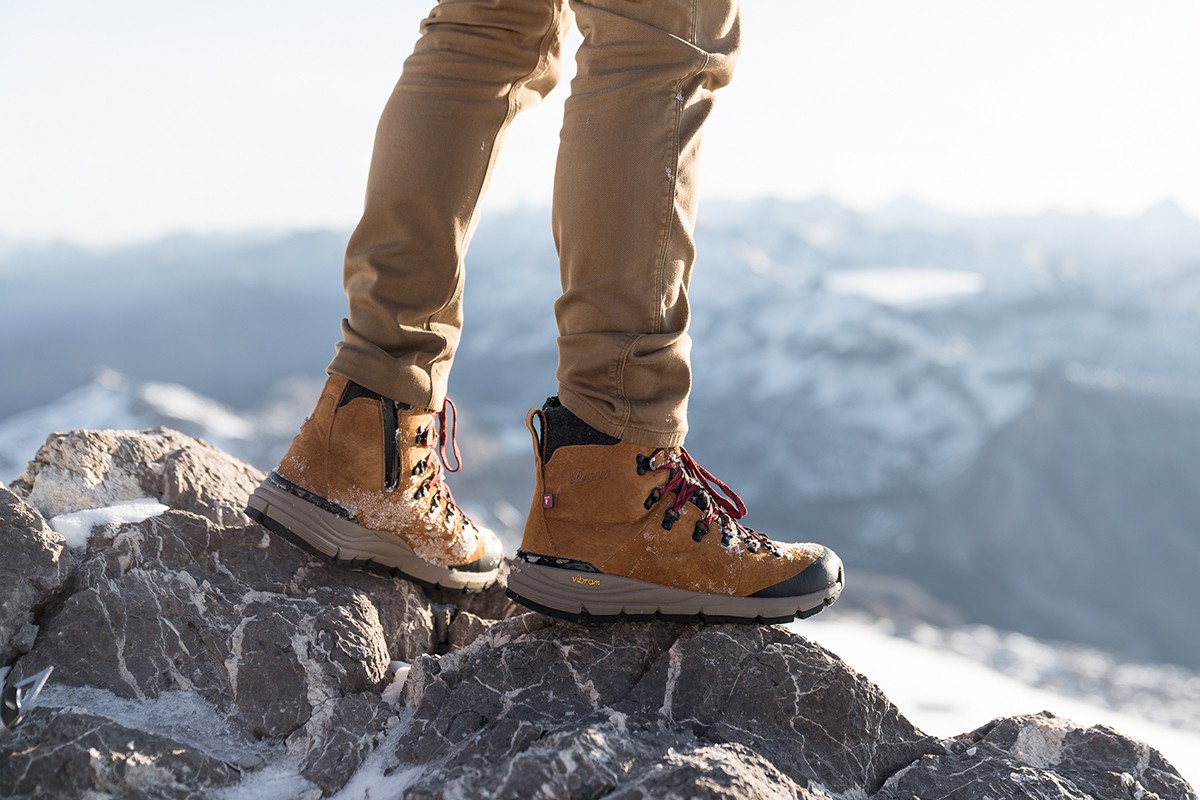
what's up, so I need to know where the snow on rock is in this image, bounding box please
[0,429,1195,799]
[12,428,263,527]
[48,497,168,549]
[1,428,514,798]
[0,707,243,798]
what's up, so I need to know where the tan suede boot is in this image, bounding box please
[246,374,502,592]
[507,398,844,622]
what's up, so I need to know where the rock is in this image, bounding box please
[0,485,75,663]
[1,428,1195,799]
[293,692,394,795]
[3,429,449,795]
[433,557,522,621]
[877,712,1198,799]
[11,428,260,525]
[392,616,939,797]
[0,707,240,800]
[605,743,820,800]
[445,610,491,651]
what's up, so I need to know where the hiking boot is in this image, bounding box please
[245,374,502,592]
[507,397,844,622]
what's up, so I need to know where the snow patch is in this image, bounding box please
[48,497,169,549]
[39,683,267,768]
[326,717,423,800]
[381,662,411,706]
[219,764,321,800]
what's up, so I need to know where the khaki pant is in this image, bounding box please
[329,0,741,448]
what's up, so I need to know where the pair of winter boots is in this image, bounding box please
[246,375,843,623]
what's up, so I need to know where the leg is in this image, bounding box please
[331,0,573,410]
[553,0,740,448]
[250,0,571,591]
[511,1,845,622]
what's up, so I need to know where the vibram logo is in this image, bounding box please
[571,575,601,586]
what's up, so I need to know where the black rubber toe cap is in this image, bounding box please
[750,546,844,599]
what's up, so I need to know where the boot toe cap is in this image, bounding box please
[750,546,843,599]
[460,526,505,573]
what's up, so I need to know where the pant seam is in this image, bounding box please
[611,333,640,433]
[651,19,709,340]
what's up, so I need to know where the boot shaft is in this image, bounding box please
[279,374,435,501]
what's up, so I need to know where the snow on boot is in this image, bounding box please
[507,397,844,622]
[246,375,501,592]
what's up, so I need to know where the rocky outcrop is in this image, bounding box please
[878,712,1197,800]
[0,486,74,664]
[392,615,933,797]
[0,429,1194,799]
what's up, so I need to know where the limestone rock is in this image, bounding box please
[0,707,240,800]
[604,743,821,800]
[439,610,487,652]
[0,428,1195,799]
[12,428,261,525]
[0,485,75,663]
[437,557,521,621]
[293,692,394,795]
[394,616,939,797]
[877,712,1197,799]
[4,428,441,796]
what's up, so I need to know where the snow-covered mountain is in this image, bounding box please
[3,197,1199,669]
[0,370,320,481]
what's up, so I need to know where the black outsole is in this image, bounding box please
[504,586,840,625]
[245,504,492,595]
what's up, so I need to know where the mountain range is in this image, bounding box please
[3,196,1199,669]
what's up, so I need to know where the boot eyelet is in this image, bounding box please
[644,487,663,510]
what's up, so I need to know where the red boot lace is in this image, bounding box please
[638,448,778,555]
[412,397,470,523]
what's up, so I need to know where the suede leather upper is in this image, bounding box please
[522,407,827,598]
[277,374,488,568]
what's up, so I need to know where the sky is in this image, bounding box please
[2,1,1198,246]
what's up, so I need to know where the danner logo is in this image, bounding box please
[569,468,610,486]
[571,575,601,587]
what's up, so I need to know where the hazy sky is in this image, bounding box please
[3,1,1198,245]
